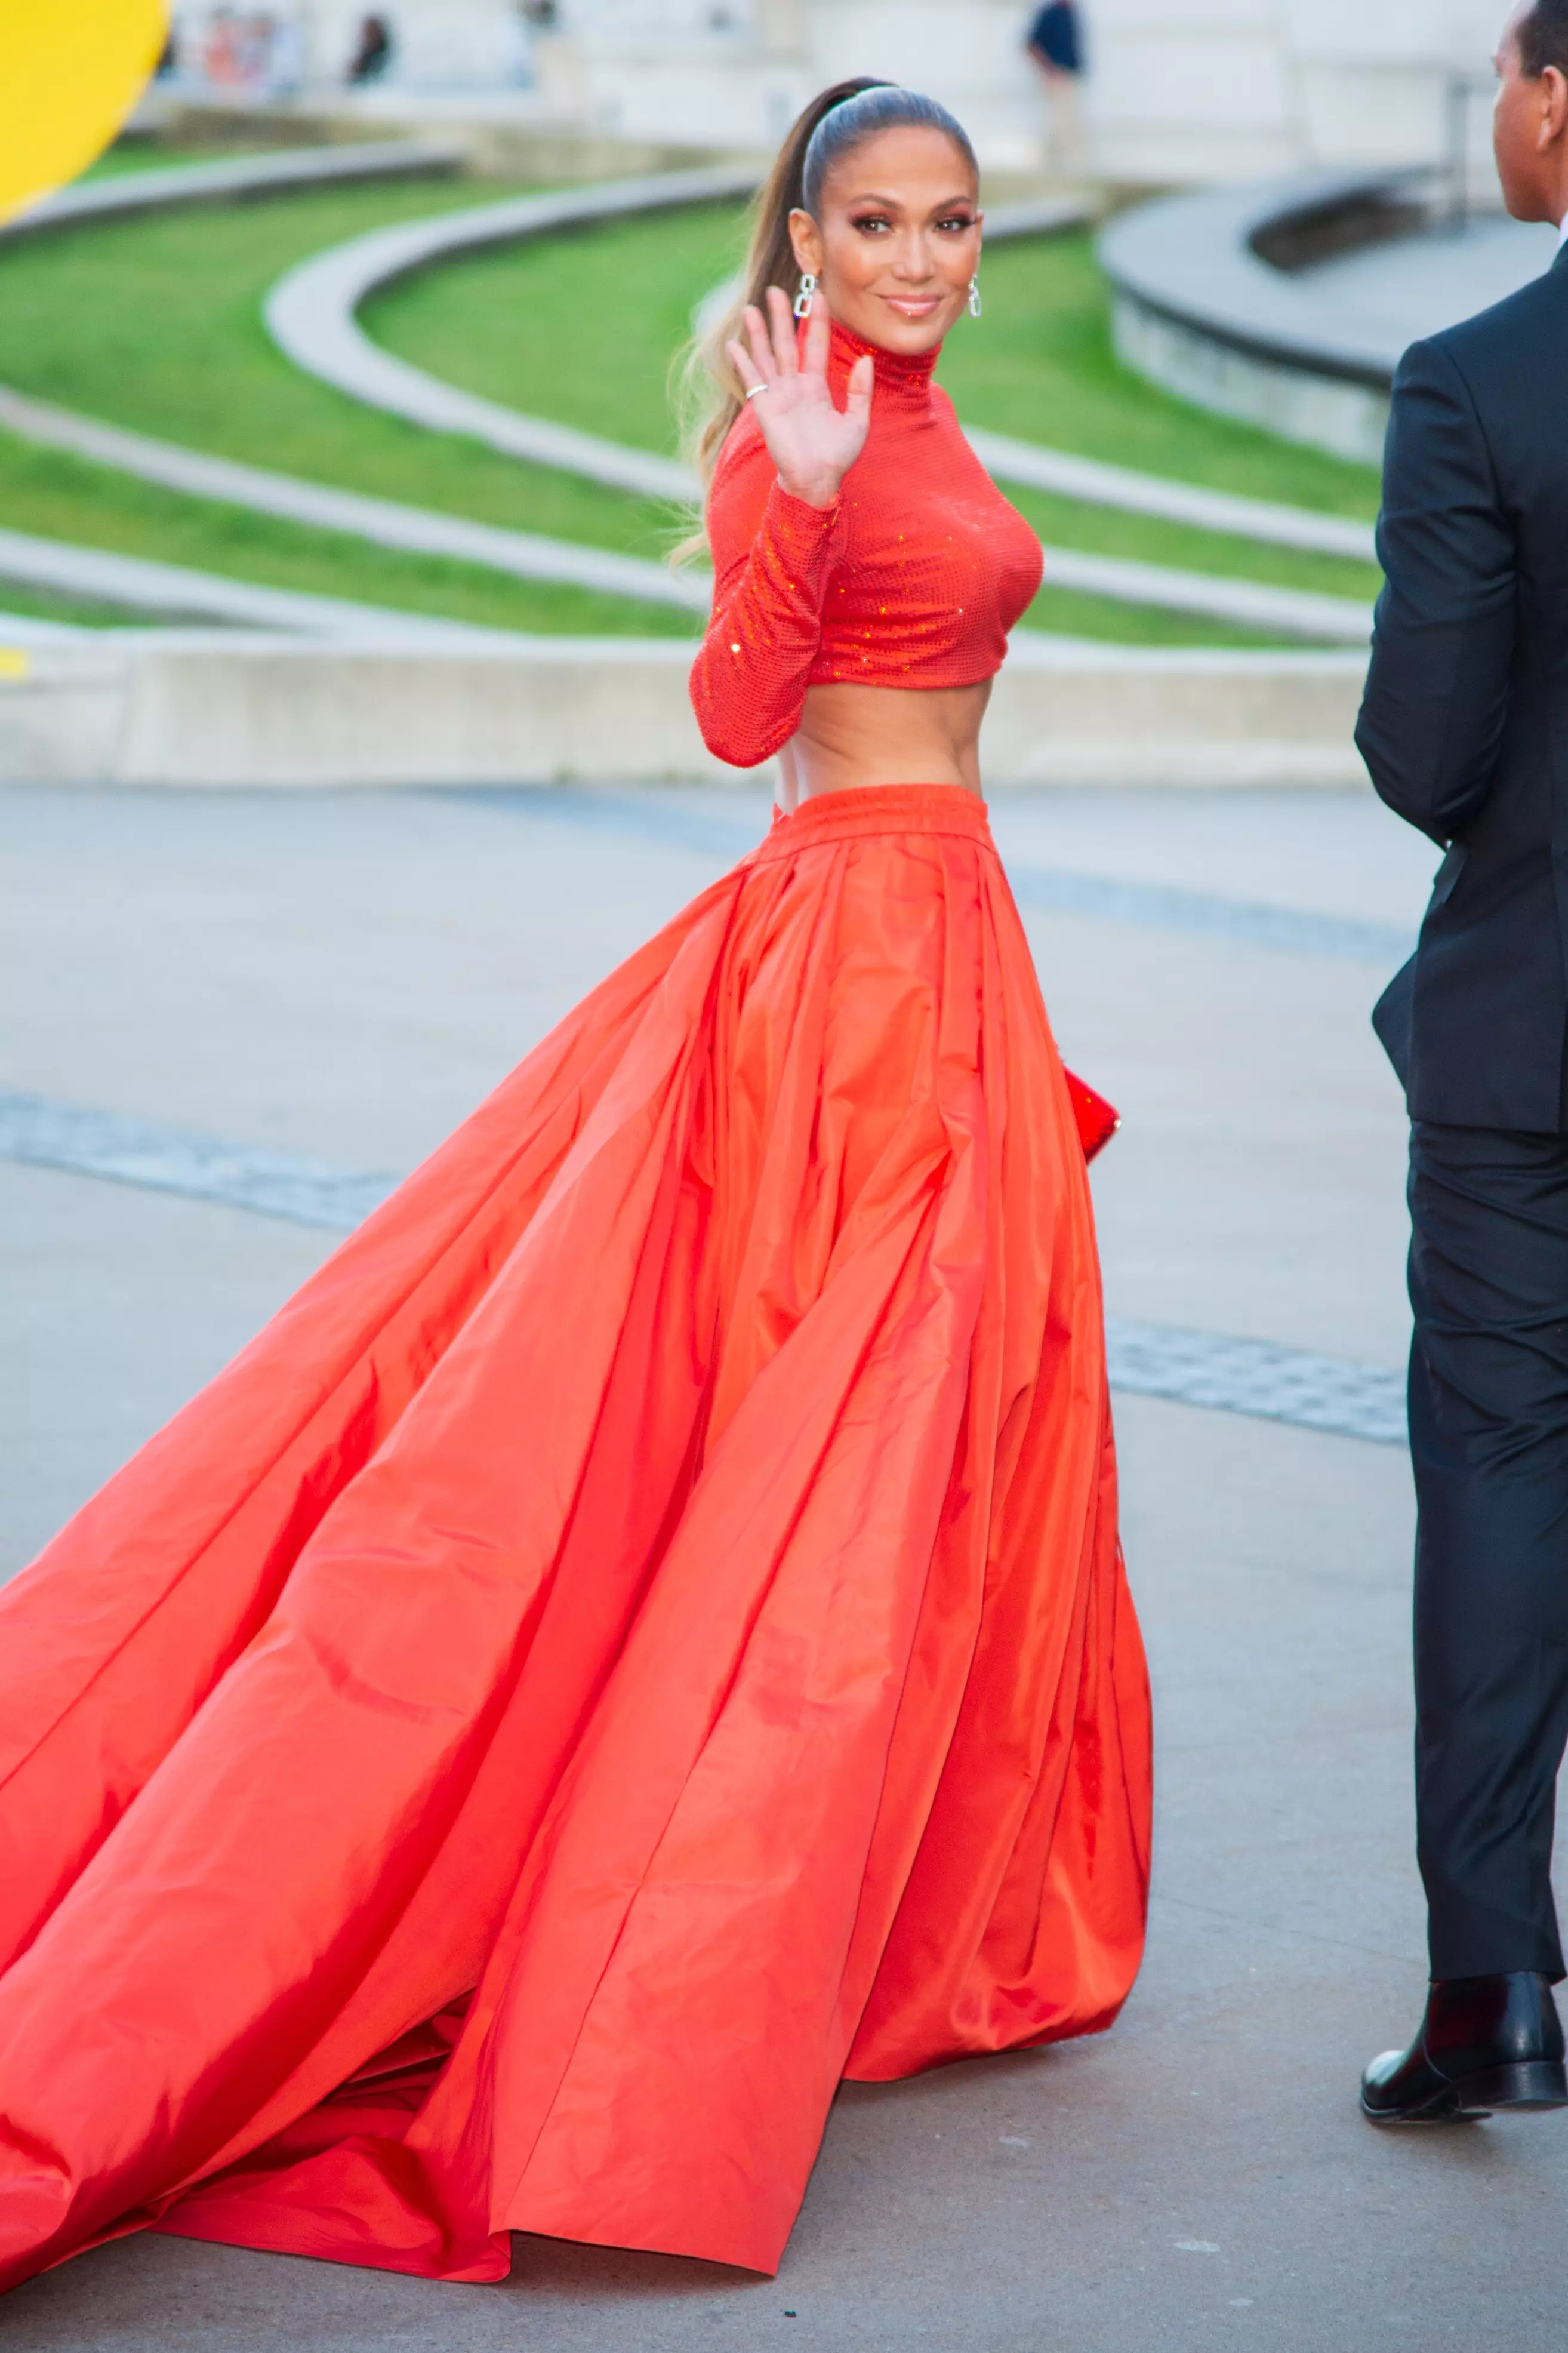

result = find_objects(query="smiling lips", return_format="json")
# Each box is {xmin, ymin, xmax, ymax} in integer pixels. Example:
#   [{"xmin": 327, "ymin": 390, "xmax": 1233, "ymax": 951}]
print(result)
[{"xmin": 883, "ymin": 295, "xmax": 943, "ymax": 318}]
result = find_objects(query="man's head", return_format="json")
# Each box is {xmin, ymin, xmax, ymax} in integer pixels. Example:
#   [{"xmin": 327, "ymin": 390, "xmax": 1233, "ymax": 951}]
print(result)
[{"xmin": 1495, "ymin": 2, "xmax": 1568, "ymax": 224}]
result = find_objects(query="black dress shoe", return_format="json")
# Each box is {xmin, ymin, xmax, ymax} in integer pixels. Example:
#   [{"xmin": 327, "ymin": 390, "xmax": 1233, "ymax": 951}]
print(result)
[{"xmin": 1361, "ymin": 1971, "xmax": 1568, "ymax": 2121}]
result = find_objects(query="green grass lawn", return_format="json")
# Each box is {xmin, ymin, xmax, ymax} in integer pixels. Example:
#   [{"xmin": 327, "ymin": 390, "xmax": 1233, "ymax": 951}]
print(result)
[
  {"xmin": 0, "ymin": 577, "xmax": 168, "ymax": 629},
  {"xmin": 0, "ymin": 437, "xmax": 698, "ymax": 636},
  {"xmin": 0, "ymin": 174, "xmax": 697, "ymax": 635},
  {"xmin": 0, "ymin": 173, "xmax": 1384, "ymax": 643}
]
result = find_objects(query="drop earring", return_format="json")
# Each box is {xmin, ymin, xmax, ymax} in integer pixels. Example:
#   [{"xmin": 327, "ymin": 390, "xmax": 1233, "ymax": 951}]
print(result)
[
  {"xmin": 968, "ymin": 273, "xmax": 982, "ymax": 319},
  {"xmin": 793, "ymin": 272, "xmax": 817, "ymax": 321}
]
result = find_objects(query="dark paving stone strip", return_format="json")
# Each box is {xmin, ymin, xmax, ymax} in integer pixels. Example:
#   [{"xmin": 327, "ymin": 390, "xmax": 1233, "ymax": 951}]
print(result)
[
  {"xmin": 444, "ymin": 788, "xmax": 1415, "ymax": 965},
  {"xmin": 0, "ymin": 1091, "xmax": 394, "ymax": 1233},
  {"xmin": 2, "ymin": 1088, "xmax": 1407, "ymax": 1447},
  {"xmin": 1104, "ymin": 1317, "xmax": 1404, "ymax": 1445},
  {"xmin": 1002, "ymin": 866, "xmax": 1412, "ymax": 962}
]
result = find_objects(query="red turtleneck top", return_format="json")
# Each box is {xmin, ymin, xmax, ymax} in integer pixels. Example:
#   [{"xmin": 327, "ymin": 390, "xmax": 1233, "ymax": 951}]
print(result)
[{"xmin": 689, "ymin": 322, "xmax": 1044, "ymax": 770}]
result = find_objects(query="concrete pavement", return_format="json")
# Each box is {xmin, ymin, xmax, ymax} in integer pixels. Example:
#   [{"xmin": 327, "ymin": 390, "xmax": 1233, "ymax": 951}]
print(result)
[{"xmin": 2, "ymin": 782, "xmax": 1564, "ymax": 2349}]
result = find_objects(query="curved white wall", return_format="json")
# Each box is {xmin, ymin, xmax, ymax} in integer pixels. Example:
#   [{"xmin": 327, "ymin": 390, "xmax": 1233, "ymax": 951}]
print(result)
[
  {"xmin": 562, "ymin": 0, "xmax": 1514, "ymax": 180},
  {"xmin": 1083, "ymin": 0, "xmax": 1508, "ymax": 183}
]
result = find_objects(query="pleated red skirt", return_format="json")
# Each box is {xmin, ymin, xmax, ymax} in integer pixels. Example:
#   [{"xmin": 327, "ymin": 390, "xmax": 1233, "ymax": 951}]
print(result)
[{"xmin": 0, "ymin": 785, "xmax": 1151, "ymax": 2291}]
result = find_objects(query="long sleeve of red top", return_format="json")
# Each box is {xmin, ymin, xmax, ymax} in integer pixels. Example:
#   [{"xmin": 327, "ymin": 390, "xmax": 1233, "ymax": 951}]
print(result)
[{"xmin": 688, "ymin": 419, "xmax": 839, "ymax": 770}]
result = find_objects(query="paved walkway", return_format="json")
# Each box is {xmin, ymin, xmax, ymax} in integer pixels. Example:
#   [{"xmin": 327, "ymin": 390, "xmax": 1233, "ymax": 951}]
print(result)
[{"xmin": 3, "ymin": 782, "xmax": 1564, "ymax": 2350}]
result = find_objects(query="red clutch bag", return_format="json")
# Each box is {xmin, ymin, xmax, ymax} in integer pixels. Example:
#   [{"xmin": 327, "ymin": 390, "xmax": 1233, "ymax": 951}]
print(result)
[{"xmin": 1064, "ymin": 1068, "xmax": 1120, "ymax": 1162}]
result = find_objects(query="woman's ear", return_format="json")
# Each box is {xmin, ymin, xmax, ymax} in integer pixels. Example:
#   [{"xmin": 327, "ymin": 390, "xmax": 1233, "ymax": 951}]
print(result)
[{"xmin": 787, "ymin": 206, "xmax": 825, "ymax": 279}]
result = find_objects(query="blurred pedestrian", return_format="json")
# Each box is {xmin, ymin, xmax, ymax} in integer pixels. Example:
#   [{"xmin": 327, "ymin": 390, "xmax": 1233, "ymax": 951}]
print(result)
[
  {"xmin": 203, "ymin": 7, "xmax": 244, "ymax": 86},
  {"xmin": 266, "ymin": 13, "xmax": 304, "ymax": 98},
  {"xmin": 1025, "ymin": 0, "xmax": 1088, "ymax": 174},
  {"xmin": 347, "ymin": 12, "xmax": 393, "ymax": 84}
]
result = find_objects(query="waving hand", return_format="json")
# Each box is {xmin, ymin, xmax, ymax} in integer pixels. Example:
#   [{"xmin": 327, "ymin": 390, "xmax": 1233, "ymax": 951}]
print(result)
[{"xmin": 726, "ymin": 287, "xmax": 873, "ymax": 510}]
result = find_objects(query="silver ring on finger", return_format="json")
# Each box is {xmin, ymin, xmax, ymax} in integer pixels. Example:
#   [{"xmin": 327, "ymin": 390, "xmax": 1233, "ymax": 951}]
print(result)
[{"xmin": 744, "ymin": 383, "xmax": 769, "ymax": 400}]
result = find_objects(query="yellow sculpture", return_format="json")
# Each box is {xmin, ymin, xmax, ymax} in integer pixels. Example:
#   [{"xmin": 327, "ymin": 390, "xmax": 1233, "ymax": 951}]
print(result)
[{"xmin": 0, "ymin": 0, "xmax": 171, "ymax": 227}]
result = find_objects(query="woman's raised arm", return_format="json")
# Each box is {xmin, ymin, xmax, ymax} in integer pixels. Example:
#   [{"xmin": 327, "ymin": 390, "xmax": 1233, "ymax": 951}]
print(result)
[{"xmin": 688, "ymin": 293, "xmax": 871, "ymax": 770}]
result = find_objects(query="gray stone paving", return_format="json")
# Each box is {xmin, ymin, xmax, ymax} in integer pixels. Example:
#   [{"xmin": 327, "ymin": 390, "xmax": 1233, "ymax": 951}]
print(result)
[
  {"xmin": 450, "ymin": 786, "xmax": 1418, "ymax": 960},
  {"xmin": 0, "ymin": 1089, "xmax": 1407, "ymax": 1444},
  {"xmin": 1102, "ymin": 1318, "xmax": 1404, "ymax": 1445},
  {"xmin": 0, "ymin": 782, "xmax": 1422, "ymax": 1444},
  {"xmin": 2, "ymin": 781, "xmax": 1564, "ymax": 2349},
  {"xmin": 0, "ymin": 1090, "xmax": 395, "ymax": 1229}
]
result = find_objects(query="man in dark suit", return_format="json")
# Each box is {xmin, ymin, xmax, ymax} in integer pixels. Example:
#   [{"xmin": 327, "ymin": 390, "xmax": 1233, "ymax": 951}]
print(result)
[{"xmin": 1357, "ymin": 0, "xmax": 1568, "ymax": 2121}]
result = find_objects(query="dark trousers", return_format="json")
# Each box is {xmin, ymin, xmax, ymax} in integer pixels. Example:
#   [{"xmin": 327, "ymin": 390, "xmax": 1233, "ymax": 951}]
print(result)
[{"xmin": 1409, "ymin": 1121, "xmax": 1568, "ymax": 1982}]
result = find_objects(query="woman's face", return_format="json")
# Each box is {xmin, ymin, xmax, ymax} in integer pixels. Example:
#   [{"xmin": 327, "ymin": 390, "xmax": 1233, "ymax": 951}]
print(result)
[{"xmin": 788, "ymin": 125, "xmax": 981, "ymax": 354}]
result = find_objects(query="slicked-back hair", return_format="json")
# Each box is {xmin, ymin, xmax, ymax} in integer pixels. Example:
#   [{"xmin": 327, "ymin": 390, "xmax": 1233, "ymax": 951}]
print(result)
[
  {"xmin": 1519, "ymin": 0, "xmax": 1568, "ymax": 76},
  {"xmin": 801, "ymin": 84, "xmax": 978, "ymax": 221}
]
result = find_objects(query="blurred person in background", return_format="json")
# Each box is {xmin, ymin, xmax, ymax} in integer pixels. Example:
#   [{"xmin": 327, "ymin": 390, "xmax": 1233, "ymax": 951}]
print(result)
[
  {"xmin": 202, "ymin": 7, "xmax": 244, "ymax": 85},
  {"xmin": 347, "ymin": 11, "xmax": 393, "ymax": 84},
  {"xmin": 204, "ymin": 10, "xmax": 275, "ymax": 93},
  {"xmin": 1025, "ymin": 0, "xmax": 1088, "ymax": 174},
  {"xmin": 266, "ymin": 11, "xmax": 304, "ymax": 99}
]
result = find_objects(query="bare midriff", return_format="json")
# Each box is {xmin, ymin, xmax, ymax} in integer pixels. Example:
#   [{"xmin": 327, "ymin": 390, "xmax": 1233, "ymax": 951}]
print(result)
[{"xmin": 775, "ymin": 678, "xmax": 993, "ymax": 809}]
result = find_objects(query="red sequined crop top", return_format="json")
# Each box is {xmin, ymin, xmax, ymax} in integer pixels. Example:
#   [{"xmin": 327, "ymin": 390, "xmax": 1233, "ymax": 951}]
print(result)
[{"xmin": 689, "ymin": 321, "xmax": 1044, "ymax": 769}]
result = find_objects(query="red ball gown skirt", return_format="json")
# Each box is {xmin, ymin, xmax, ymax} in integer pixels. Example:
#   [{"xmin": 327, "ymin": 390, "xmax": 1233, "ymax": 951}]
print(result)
[{"xmin": 0, "ymin": 785, "xmax": 1151, "ymax": 2292}]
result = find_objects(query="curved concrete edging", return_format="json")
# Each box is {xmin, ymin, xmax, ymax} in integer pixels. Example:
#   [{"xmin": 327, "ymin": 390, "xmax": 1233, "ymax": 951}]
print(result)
[
  {"xmin": 1100, "ymin": 173, "xmax": 1418, "ymax": 390},
  {"xmin": 959, "ymin": 428, "xmax": 1375, "ymax": 564},
  {"xmin": 0, "ymin": 627, "xmax": 1370, "ymax": 790},
  {"xmin": 1027, "ymin": 545, "xmax": 1365, "ymax": 641},
  {"xmin": 1098, "ymin": 171, "xmax": 1416, "ymax": 466},
  {"xmin": 4, "ymin": 139, "xmax": 466, "ymax": 241},
  {"xmin": 0, "ymin": 385, "xmax": 707, "ymax": 614},
  {"xmin": 271, "ymin": 176, "xmax": 1379, "ymax": 565},
  {"xmin": 0, "ymin": 522, "xmax": 525, "ymax": 639},
  {"xmin": 266, "ymin": 164, "xmax": 762, "ymax": 503},
  {"xmin": 0, "ymin": 382, "xmax": 1371, "ymax": 642}
]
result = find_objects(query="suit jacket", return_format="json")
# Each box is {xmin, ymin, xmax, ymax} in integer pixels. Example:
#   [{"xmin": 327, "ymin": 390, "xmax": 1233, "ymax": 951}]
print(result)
[{"xmin": 1357, "ymin": 244, "xmax": 1568, "ymax": 1130}]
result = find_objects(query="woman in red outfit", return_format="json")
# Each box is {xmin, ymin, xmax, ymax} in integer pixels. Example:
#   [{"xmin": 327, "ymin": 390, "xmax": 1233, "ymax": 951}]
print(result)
[{"xmin": 0, "ymin": 83, "xmax": 1150, "ymax": 2297}]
